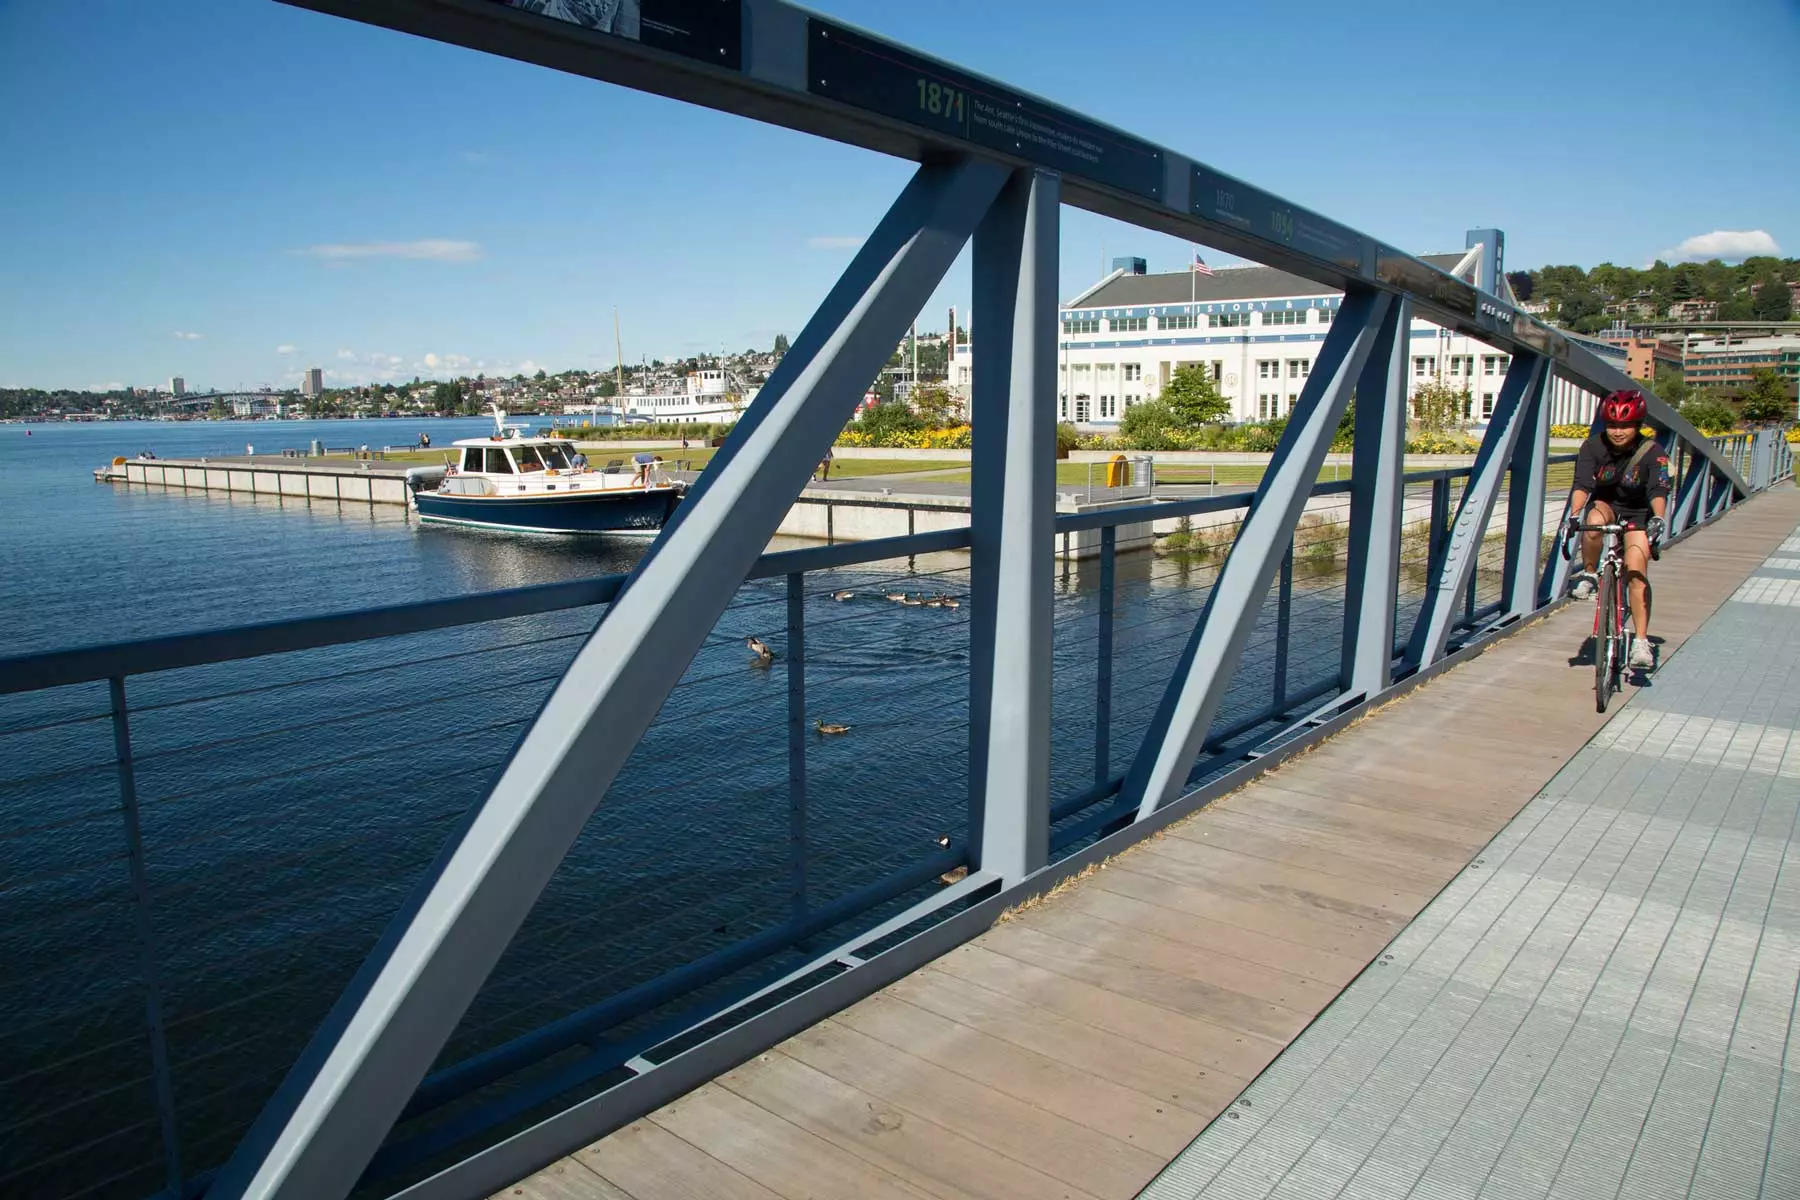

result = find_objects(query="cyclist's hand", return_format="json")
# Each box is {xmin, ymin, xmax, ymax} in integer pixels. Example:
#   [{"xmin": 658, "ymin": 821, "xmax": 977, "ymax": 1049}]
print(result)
[
  {"xmin": 1647, "ymin": 515, "xmax": 1666, "ymax": 544},
  {"xmin": 1563, "ymin": 513, "xmax": 1582, "ymax": 542}
]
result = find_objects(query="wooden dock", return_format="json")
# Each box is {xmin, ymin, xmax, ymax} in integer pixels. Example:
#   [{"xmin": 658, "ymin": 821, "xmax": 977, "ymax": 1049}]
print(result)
[{"xmin": 495, "ymin": 486, "xmax": 1800, "ymax": 1200}]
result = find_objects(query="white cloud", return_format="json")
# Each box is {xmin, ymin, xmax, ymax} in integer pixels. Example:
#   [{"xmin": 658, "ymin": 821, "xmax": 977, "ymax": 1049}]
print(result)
[
  {"xmin": 336, "ymin": 348, "xmax": 355, "ymax": 359},
  {"xmin": 275, "ymin": 344, "xmax": 297, "ymax": 354},
  {"xmin": 295, "ymin": 239, "xmax": 482, "ymax": 263},
  {"xmin": 1660, "ymin": 229, "xmax": 1782, "ymax": 263},
  {"xmin": 807, "ymin": 235, "xmax": 863, "ymax": 249},
  {"xmin": 173, "ymin": 330, "xmax": 203, "ymax": 340}
]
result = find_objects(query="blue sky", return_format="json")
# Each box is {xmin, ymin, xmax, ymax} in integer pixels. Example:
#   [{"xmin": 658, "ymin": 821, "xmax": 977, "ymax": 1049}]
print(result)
[{"xmin": 1, "ymin": 0, "xmax": 1795, "ymax": 392}]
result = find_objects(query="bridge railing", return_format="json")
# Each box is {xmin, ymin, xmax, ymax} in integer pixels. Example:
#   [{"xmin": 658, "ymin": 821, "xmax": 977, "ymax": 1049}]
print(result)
[
  {"xmin": 11, "ymin": 0, "xmax": 1792, "ymax": 1194},
  {"xmin": 4, "ymin": 427, "xmax": 1777, "ymax": 1199}
]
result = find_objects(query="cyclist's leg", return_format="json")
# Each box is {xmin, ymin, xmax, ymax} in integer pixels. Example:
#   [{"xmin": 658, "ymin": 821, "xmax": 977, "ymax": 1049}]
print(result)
[
  {"xmin": 1624, "ymin": 529, "xmax": 1652, "ymax": 639},
  {"xmin": 1582, "ymin": 499, "xmax": 1616, "ymax": 572}
]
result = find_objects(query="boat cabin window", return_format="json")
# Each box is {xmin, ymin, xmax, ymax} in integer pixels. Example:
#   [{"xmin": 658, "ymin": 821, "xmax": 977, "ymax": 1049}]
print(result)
[
  {"xmin": 462, "ymin": 448, "xmax": 483, "ymax": 472},
  {"xmin": 538, "ymin": 444, "xmax": 571, "ymax": 470},
  {"xmin": 511, "ymin": 446, "xmax": 545, "ymax": 473},
  {"xmin": 484, "ymin": 448, "xmax": 514, "ymax": 473}
]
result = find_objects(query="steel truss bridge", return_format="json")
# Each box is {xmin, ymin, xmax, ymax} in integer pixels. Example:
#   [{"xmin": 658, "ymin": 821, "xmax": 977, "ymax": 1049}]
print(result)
[{"xmin": 1, "ymin": 3, "xmax": 1793, "ymax": 1199}]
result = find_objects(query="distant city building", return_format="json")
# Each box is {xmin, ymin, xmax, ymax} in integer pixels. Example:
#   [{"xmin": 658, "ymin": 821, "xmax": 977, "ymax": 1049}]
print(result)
[
  {"xmin": 1668, "ymin": 299, "xmax": 1719, "ymax": 323},
  {"xmin": 1599, "ymin": 332, "xmax": 1683, "ymax": 383},
  {"xmin": 169, "ymin": 376, "xmax": 185, "ymax": 397},
  {"xmin": 302, "ymin": 367, "xmax": 324, "ymax": 398},
  {"xmin": 1678, "ymin": 334, "xmax": 1800, "ymax": 392},
  {"xmin": 950, "ymin": 244, "xmax": 1614, "ymax": 428}
]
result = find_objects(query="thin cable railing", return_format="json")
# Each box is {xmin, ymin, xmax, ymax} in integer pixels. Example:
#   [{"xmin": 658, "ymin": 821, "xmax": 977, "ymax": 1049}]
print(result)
[{"xmin": 0, "ymin": 431, "xmax": 1777, "ymax": 1200}]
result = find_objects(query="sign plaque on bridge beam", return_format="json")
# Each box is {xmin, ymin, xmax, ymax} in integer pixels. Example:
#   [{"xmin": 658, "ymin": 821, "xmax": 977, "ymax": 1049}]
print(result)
[
  {"xmin": 485, "ymin": 0, "xmax": 741, "ymax": 68},
  {"xmin": 807, "ymin": 19, "xmax": 1164, "ymax": 202}
]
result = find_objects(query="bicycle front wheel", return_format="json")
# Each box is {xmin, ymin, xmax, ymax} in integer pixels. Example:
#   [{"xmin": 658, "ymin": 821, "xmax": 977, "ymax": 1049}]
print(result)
[{"xmin": 1595, "ymin": 566, "xmax": 1619, "ymax": 713}]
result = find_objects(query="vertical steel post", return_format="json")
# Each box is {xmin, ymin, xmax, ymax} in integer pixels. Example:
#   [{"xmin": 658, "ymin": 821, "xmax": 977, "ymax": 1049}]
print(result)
[
  {"xmin": 1428, "ymin": 476, "xmax": 1451, "ymax": 585},
  {"xmin": 207, "ymin": 157, "xmax": 1008, "ymax": 1200},
  {"xmin": 1338, "ymin": 297, "xmax": 1409, "ymax": 698},
  {"xmin": 110, "ymin": 677, "xmax": 183, "ymax": 1196},
  {"xmin": 1122, "ymin": 290, "xmax": 1392, "ymax": 819},
  {"xmin": 1273, "ymin": 541, "xmax": 1293, "ymax": 710},
  {"xmin": 967, "ymin": 168, "xmax": 1057, "ymax": 883},
  {"xmin": 1502, "ymin": 358, "xmax": 1551, "ymax": 617},
  {"xmin": 785, "ymin": 573, "xmax": 807, "ymax": 921},
  {"xmin": 1094, "ymin": 525, "xmax": 1116, "ymax": 787}
]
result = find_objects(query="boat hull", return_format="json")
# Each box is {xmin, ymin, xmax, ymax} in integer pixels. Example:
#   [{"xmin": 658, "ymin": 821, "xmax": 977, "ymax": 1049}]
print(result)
[{"xmin": 413, "ymin": 486, "xmax": 681, "ymax": 535}]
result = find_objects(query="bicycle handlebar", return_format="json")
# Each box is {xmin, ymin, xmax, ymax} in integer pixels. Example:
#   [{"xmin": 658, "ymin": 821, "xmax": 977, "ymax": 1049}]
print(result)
[{"xmin": 1560, "ymin": 522, "xmax": 1660, "ymax": 562}]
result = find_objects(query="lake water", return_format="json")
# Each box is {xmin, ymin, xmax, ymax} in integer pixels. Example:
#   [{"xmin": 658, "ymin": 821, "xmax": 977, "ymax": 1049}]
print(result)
[{"xmin": 0, "ymin": 418, "xmax": 1384, "ymax": 1198}]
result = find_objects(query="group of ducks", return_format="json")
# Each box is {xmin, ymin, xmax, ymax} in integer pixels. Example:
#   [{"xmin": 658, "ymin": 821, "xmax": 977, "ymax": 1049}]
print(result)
[
  {"xmin": 741, "ymin": 636, "xmax": 849, "ymax": 733},
  {"xmin": 739, "ymin": 585, "xmax": 963, "ymax": 732},
  {"xmin": 823, "ymin": 589, "xmax": 961, "ymax": 609}
]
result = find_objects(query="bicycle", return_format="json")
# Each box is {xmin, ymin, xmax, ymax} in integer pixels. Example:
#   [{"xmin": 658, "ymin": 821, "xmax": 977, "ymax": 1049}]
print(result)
[{"xmin": 1562, "ymin": 518, "xmax": 1659, "ymax": 713}]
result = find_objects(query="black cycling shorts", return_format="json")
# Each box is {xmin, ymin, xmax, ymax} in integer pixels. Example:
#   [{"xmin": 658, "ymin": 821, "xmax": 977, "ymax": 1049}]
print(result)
[{"xmin": 1586, "ymin": 500, "xmax": 1650, "ymax": 531}]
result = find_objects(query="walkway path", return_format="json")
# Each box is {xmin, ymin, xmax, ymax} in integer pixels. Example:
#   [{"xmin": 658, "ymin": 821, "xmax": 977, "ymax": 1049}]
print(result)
[
  {"xmin": 498, "ymin": 485, "xmax": 1800, "ymax": 1200},
  {"xmin": 1143, "ymin": 500, "xmax": 1800, "ymax": 1199}
]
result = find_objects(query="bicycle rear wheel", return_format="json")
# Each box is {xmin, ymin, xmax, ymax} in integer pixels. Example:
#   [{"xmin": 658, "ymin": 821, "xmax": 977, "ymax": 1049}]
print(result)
[{"xmin": 1595, "ymin": 566, "xmax": 1619, "ymax": 713}]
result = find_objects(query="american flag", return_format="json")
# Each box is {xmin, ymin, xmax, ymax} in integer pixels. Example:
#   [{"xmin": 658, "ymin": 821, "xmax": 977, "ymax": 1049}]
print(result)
[{"xmin": 1190, "ymin": 251, "xmax": 1214, "ymax": 277}]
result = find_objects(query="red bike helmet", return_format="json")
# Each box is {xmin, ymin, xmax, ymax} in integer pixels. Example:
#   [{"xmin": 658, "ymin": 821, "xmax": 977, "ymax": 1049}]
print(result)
[{"xmin": 1599, "ymin": 389, "xmax": 1646, "ymax": 426}]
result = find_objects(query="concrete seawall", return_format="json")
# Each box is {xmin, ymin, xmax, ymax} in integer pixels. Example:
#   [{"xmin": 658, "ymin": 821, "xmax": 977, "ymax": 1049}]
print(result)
[{"xmin": 116, "ymin": 457, "xmax": 418, "ymax": 504}]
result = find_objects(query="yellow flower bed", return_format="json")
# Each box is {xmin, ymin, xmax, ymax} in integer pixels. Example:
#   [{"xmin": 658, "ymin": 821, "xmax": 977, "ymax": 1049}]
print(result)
[
  {"xmin": 1549, "ymin": 423, "xmax": 1590, "ymax": 439},
  {"xmin": 1786, "ymin": 427, "xmax": 1800, "ymax": 445},
  {"xmin": 837, "ymin": 424, "xmax": 973, "ymax": 450}
]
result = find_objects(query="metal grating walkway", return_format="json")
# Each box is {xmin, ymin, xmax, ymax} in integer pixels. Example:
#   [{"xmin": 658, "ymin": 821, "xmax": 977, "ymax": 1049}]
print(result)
[{"xmin": 1141, "ymin": 534, "xmax": 1800, "ymax": 1199}]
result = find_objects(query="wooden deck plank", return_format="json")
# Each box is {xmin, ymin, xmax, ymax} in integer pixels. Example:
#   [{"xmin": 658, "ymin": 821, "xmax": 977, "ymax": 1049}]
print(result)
[
  {"xmin": 886, "ymin": 967, "xmax": 1237, "ymax": 1117},
  {"xmin": 830, "ymin": 991, "xmax": 1199, "ymax": 1157},
  {"xmin": 778, "ymin": 1020, "xmax": 1165, "ymax": 1199},
  {"xmin": 714, "ymin": 1050, "xmax": 1094, "ymax": 1200},
  {"xmin": 496, "ymin": 489, "xmax": 1800, "ymax": 1200},
  {"xmin": 1010, "ymin": 906, "xmax": 1342, "ymax": 1012},
  {"xmin": 497, "ymin": 1158, "xmax": 633, "ymax": 1200},
  {"xmin": 1065, "ymin": 878, "xmax": 1370, "ymax": 983},
  {"xmin": 647, "ymin": 1086, "xmax": 936, "ymax": 1200},
  {"xmin": 571, "ymin": 1120, "xmax": 782, "ymax": 1200},
  {"xmin": 931, "ymin": 943, "xmax": 1269, "ymax": 1080}
]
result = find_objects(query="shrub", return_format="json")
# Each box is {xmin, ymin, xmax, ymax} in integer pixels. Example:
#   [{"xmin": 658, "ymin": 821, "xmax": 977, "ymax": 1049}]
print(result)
[
  {"xmin": 1161, "ymin": 514, "xmax": 1193, "ymax": 552},
  {"xmin": 1406, "ymin": 432, "xmax": 1478, "ymax": 454},
  {"xmin": 1680, "ymin": 396, "xmax": 1739, "ymax": 435}
]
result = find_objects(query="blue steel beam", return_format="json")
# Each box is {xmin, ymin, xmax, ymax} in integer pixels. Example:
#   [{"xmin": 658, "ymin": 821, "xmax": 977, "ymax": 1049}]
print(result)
[
  {"xmin": 967, "ymin": 168, "xmax": 1058, "ymax": 884},
  {"xmin": 204, "ymin": 156, "xmax": 1009, "ymax": 1200},
  {"xmin": 1122, "ymin": 289, "xmax": 1394, "ymax": 820},
  {"xmin": 1338, "ymin": 297, "xmax": 1410, "ymax": 698},
  {"xmin": 1404, "ymin": 353, "xmax": 1545, "ymax": 668},
  {"xmin": 1502, "ymin": 358, "xmax": 1553, "ymax": 618},
  {"xmin": 279, "ymin": 0, "xmax": 1753, "ymax": 498}
]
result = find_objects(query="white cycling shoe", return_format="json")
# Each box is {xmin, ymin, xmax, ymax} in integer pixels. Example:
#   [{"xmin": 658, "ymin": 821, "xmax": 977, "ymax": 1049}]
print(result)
[
  {"xmin": 1568, "ymin": 570, "xmax": 1597, "ymax": 600},
  {"xmin": 1628, "ymin": 637, "xmax": 1655, "ymax": 669}
]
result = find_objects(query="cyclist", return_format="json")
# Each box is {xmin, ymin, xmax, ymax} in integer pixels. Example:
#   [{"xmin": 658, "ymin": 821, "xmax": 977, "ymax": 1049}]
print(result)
[{"xmin": 1564, "ymin": 388, "xmax": 1670, "ymax": 669}]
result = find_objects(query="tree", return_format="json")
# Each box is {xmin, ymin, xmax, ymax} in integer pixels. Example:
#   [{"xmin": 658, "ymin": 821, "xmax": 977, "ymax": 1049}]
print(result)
[
  {"xmin": 534, "ymin": 368, "xmax": 548, "ymax": 382},
  {"xmin": 1652, "ymin": 368, "xmax": 1690, "ymax": 409},
  {"xmin": 1118, "ymin": 397, "xmax": 1178, "ymax": 450},
  {"xmin": 856, "ymin": 400, "xmax": 925, "ymax": 441},
  {"xmin": 1504, "ymin": 271, "xmax": 1534, "ymax": 302},
  {"xmin": 1680, "ymin": 395, "xmax": 1738, "ymax": 434},
  {"xmin": 1410, "ymin": 379, "xmax": 1469, "ymax": 434},
  {"xmin": 910, "ymin": 384, "xmax": 958, "ymax": 427},
  {"xmin": 1752, "ymin": 275, "xmax": 1794, "ymax": 321},
  {"xmin": 1740, "ymin": 370, "xmax": 1792, "ymax": 424},
  {"xmin": 773, "ymin": 333, "xmax": 790, "ymax": 356},
  {"xmin": 1160, "ymin": 364, "xmax": 1230, "ymax": 428},
  {"xmin": 1556, "ymin": 290, "xmax": 1603, "ymax": 327}
]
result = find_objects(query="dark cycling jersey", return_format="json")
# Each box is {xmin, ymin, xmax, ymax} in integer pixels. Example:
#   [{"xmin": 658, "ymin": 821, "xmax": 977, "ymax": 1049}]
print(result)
[{"xmin": 1574, "ymin": 434, "xmax": 1671, "ymax": 520}]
